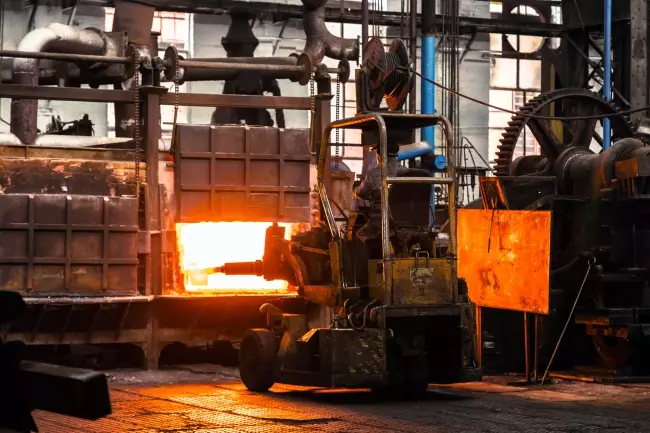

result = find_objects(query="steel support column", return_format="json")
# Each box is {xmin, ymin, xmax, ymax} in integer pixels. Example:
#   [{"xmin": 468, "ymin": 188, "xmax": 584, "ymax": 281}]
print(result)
[
  {"xmin": 603, "ymin": 0, "xmax": 612, "ymax": 149},
  {"xmin": 629, "ymin": 0, "xmax": 648, "ymax": 123}
]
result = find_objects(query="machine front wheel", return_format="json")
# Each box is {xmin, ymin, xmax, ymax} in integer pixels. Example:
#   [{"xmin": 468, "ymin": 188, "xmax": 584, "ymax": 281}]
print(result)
[{"xmin": 239, "ymin": 329, "xmax": 277, "ymax": 392}]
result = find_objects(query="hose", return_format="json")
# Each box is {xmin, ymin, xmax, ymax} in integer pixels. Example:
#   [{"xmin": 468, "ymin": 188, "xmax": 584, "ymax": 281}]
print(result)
[{"xmin": 347, "ymin": 300, "xmax": 378, "ymax": 331}]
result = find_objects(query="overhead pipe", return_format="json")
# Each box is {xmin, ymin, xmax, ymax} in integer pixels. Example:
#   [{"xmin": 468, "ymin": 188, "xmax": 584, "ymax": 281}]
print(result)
[
  {"xmin": 603, "ymin": 0, "xmax": 612, "ymax": 150},
  {"xmin": 2, "ymin": 65, "xmax": 120, "ymax": 86},
  {"xmin": 0, "ymin": 49, "xmax": 128, "ymax": 64},
  {"xmin": 0, "ymin": 53, "xmax": 125, "ymax": 85},
  {"xmin": 10, "ymin": 23, "xmax": 112, "ymax": 145},
  {"xmin": 166, "ymin": 56, "xmax": 306, "ymax": 83},
  {"xmin": 302, "ymin": 0, "xmax": 359, "ymax": 63},
  {"xmin": 398, "ymin": 0, "xmax": 437, "ymax": 162}
]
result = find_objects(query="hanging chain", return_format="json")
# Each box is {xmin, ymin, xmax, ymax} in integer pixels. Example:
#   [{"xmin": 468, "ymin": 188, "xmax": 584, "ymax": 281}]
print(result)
[
  {"xmin": 173, "ymin": 55, "xmax": 180, "ymax": 128},
  {"xmin": 133, "ymin": 50, "xmax": 141, "ymax": 199},
  {"xmin": 334, "ymin": 71, "xmax": 341, "ymax": 170},
  {"xmin": 308, "ymin": 62, "xmax": 317, "ymax": 163},
  {"xmin": 309, "ymin": 72, "xmax": 315, "ymax": 111},
  {"xmin": 309, "ymin": 67, "xmax": 315, "ymax": 141},
  {"xmin": 171, "ymin": 50, "xmax": 180, "ymax": 154}
]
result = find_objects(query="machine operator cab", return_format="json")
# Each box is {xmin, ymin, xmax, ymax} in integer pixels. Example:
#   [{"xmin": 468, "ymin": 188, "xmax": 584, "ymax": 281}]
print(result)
[
  {"xmin": 348, "ymin": 131, "xmax": 447, "ymax": 271},
  {"xmin": 316, "ymin": 113, "xmax": 465, "ymax": 307}
]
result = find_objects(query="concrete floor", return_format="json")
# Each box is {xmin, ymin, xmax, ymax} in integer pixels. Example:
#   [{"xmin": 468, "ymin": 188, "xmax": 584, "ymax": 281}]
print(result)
[{"xmin": 34, "ymin": 365, "xmax": 650, "ymax": 432}]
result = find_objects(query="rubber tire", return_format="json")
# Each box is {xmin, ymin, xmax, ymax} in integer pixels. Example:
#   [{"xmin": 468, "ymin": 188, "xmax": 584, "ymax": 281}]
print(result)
[
  {"xmin": 239, "ymin": 329, "xmax": 277, "ymax": 392},
  {"xmin": 372, "ymin": 344, "xmax": 406, "ymax": 399},
  {"xmin": 404, "ymin": 355, "xmax": 429, "ymax": 399}
]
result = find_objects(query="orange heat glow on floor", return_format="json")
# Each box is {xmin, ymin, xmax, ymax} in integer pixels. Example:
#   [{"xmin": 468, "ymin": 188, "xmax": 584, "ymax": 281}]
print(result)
[{"xmin": 176, "ymin": 222, "xmax": 294, "ymax": 292}]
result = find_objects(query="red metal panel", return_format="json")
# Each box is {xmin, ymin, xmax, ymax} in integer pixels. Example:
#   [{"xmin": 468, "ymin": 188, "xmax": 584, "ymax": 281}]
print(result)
[{"xmin": 457, "ymin": 209, "xmax": 551, "ymax": 314}]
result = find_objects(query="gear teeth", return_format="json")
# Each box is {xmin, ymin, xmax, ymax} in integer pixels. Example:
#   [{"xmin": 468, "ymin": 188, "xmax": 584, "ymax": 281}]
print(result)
[{"xmin": 493, "ymin": 88, "xmax": 636, "ymax": 176}]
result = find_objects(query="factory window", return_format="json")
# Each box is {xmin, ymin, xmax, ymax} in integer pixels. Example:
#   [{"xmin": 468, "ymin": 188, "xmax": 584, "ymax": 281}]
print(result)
[
  {"xmin": 488, "ymin": 2, "xmax": 546, "ymax": 171},
  {"xmin": 513, "ymin": 91, "xmax": 540, "ymax": 159},
  {"xmin": 103, "ymin": 9, "xmax": 193, "ymax": 145}
]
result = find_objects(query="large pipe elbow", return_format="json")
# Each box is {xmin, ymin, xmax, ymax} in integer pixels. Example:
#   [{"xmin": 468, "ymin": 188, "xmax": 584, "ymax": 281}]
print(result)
[
  {"xmin": 599, "ymin": 137, "xmax": 648, "ymax": 185},
  {"xmin": 11, "ymin": 23, "xmax": 109, "ymax": 145},
  {"xmin": 302, "ymin": 0, "xmax": 359, "ymax": 64}
]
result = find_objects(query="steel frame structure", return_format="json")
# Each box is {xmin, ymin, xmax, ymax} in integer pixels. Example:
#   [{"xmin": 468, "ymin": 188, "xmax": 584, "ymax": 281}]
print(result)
[
  {"xmin": 552, "ymin": 0, "xmax": 649, "ymax": 124},
  {"xmin": 78, "ymin": 0, "xmax": 563, "ymax": 36}
]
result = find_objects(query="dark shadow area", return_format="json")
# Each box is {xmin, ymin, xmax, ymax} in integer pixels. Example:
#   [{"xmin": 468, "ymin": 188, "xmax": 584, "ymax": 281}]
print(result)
[
  {"xmin": 159, "ymin": 340, "xmax": 239, "ymax": 367},
  {"xmin": 22, "ymin": 340, "xmax": 240, "ymax": 370},
  {"xmin": 269, "ymin": 387, "xmax": 475, "ymax": 405},
  {"xmin": 24, "ymin": 343, "xmax": 144, "ymax": 369}
]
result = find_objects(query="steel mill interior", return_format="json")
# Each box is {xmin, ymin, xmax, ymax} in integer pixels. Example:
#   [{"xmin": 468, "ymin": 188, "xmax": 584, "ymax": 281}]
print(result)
[{"xmin": 2, "ymin": 0, "xmax": 650, "ymax": 432}]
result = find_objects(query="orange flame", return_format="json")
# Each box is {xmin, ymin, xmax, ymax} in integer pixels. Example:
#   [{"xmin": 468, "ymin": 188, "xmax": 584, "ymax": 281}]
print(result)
[{"xmin": 176, "ymin": 222, "xmax": 296, "ymax": 292}]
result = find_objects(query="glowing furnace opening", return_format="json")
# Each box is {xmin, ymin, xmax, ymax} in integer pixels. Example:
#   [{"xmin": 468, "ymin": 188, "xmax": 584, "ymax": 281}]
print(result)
[{"xmin": 176, "ymin": 222, "xmax": 295, "ymax": 292}]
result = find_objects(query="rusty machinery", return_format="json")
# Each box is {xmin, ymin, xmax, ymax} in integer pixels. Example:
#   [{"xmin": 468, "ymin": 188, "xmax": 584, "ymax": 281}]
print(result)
[
  {"xmin": 203, "ymin": 38, "xmax": 481, "ymax": 396},
  {"xmin": 458, "ymin": 88, "xmax": 650, "ymax": 381},
  {"xmin": 0, "ymin": 1, "xmax": 356, "ymax": 369}
]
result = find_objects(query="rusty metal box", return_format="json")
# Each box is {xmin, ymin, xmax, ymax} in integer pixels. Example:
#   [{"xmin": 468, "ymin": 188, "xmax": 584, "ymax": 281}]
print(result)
[
  {"xmin": 174, "ymin": 124, "xmax": 311, "ymax": 223},
  {"xmin": 368, "ymin": 258, "xmax": 454, "ymax": 305},
  {"xmin": 318, "ymin": 328, "xmax": 385, "ymax": 387},
  {"xmin": 0, "ymin": 194, "xmax": 139, "ymax": 295}
]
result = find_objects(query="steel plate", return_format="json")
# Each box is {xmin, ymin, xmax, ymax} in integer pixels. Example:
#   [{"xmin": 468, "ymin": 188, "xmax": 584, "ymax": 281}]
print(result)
[
  {"xmin": 174, "ymin": 124, "xmax": 311, "ymax": 223},
  {"xmin": 457, "ymin": 209, "xmax": 551, "ymax": 314}
]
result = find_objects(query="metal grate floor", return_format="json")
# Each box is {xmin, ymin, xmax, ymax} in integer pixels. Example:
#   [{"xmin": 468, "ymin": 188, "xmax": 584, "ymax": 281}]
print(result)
[{"xmin": 34, "ymin": 375, "xmax": 650, "ymax": 433}]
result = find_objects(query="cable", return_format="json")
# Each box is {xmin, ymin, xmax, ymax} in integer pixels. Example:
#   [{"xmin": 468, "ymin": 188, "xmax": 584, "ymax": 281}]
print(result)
[
  {"xmin": 410, "ymin": 68, "xmax": 650, "ymax": 121},
  {"xmin": 541, "ymin": 256, "xmax": 596, "ymax": 384},
  {"xmin": 573, "ymin": 0, "xmax": 586, "ymax": 35}
]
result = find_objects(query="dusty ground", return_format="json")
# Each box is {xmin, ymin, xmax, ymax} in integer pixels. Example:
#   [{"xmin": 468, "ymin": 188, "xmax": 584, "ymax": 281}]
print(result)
[{"xmin": 34, "ymin": 365, "xmax": 650, "ymax": 432}]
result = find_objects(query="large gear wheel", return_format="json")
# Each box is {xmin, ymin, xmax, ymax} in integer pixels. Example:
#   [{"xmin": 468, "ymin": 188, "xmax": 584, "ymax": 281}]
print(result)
[{"xmin": 495, "ymin": 89, "xmax": 636, "ymax": 176}]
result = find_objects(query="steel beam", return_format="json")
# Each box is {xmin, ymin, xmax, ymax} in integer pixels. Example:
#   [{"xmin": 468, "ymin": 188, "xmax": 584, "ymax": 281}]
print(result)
[
  {"xmin": 160, "ymin": 92, "xmax": 311, "ymax": 109},
  {"xmin": 629, "ymin": 0, "xmax": 648, "ymax": 122},
  {"xmin": 0, "ymin": 49, "xmax": 129, "ymax": 64},
  {"xmin": 79, "ymin": 0, "xmax": 563, "ymax": 36},
  {"xmin": 0, "ymin": 84, "xmax": 133, "ymax": 103}
]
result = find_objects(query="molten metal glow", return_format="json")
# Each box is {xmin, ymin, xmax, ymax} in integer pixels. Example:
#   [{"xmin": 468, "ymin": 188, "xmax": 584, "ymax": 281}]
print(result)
[{"xmin": 177, "ymin": 222, "xmax": 294, "ymax": 292}]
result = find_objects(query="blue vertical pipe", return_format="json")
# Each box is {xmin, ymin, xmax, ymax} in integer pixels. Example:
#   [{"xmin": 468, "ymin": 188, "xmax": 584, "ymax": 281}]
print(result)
[
  {"xmin": 421, "ymin": 0, "xmax": 437, "ymax": 228},
  {"xmin": 603, "ymin": 0, "xmax": 612, "ymax": 150},
  {"xmin": 422, "ymin": 37, "xmax": 437, "ymax": 228},
  {"xmin": 398, "ymin": 35, "xmax": 436, "ymax": 161},
  {"xmin": 422, "ymin": 36, "xmax": 436, "ymax": 145}
]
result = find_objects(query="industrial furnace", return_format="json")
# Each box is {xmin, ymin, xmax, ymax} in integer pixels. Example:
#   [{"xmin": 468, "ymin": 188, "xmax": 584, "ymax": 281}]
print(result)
[
  {"xmin": 0, "ymin": 0, "xmax": 357, "ymax": 368},
  {"xmin": 171, "ymin": 123, "xmax": 311, "ymax": 294}
]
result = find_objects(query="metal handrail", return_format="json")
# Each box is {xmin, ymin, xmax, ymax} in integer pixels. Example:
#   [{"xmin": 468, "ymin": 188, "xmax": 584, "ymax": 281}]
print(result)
[{"xmin": 317, "ymin": 112, "xmax": 458, "ymax": 305}]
